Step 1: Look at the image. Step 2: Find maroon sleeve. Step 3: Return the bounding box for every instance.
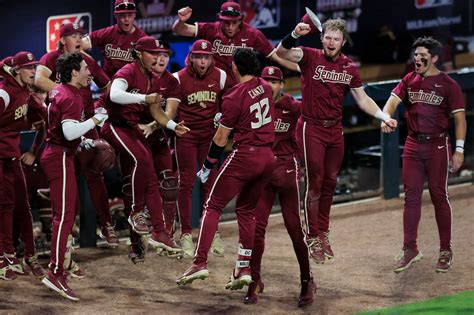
[446,79,465,113]
[163,74,181,100]
[196,22,215,40]
[27,95,47,123]
[39,52,56,73]
[83,54,110,88]
[115,65,135,88]
[251,28,275,57]
[391,73,411,102]
[89,28,106,48]
[292,98,302,117]
[348,64,363,89]
[220,89,242,129]
[297,46,312,69]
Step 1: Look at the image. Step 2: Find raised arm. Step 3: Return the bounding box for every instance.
[34,65,58,92]
[172,6,197,37]
[350,87,398,130]
[276,23,311,63]
[269,51,300,72]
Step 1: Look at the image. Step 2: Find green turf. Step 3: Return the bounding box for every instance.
[358,290,474,315]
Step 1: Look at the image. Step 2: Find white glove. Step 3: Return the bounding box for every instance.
[197,165,211,184]
[93,112,108,127]
[213,112,222,128]
[95,107,108,115]
[78,136,95,151]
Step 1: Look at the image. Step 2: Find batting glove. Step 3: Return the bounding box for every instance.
[213,112,222,128]
[93,112,108,127]
[197,165,211,184]
[78,136,95,151]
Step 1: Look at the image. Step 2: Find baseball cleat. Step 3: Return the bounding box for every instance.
[128,212,150,235]
[298,278,316,307]
[0,259,17,281]
[394,248,423,273]
[4,254,28,276]
[435,250,453,273]
[176,263,209,285]
[320,231,334,261]
[128,241,146,264]
[225,266,252,290]
[67,261,86,279]
[149,231,183,254]
[307,237,325,264]
[210,232,224,257]
[42,271,79,301]
[244,278,264,304]
[180,233,194,259]
[23,255,46,279]
[99,223,120,248]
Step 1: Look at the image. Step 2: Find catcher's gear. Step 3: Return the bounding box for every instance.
[158,170,178,203]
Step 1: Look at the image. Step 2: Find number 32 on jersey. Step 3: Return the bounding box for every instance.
[250,98,271,129]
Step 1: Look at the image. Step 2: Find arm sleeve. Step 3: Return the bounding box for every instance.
[110,78,146,104]
[0,89,10,115]
[62,119,96,141]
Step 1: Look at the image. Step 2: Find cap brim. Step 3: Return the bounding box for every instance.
[191,50,213,55]
[262,75,283,81]
[18,61,40,67]
[218,14,242,21]
[62,30,87,37]
[115,9,136,13]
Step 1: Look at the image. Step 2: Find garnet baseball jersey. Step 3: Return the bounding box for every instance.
[45,83,85,151]
[391,71,465,134]
[39,50,109,117]
[298,47,362,120]
[107,61,160,124]
[0,73,31,158]
[88,25,147,78]
[196,22,275,85]
[273,93,301,157]
[220,77,274,146]
[173,64,227,139]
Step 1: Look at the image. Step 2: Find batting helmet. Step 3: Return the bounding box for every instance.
[91,139,116,173]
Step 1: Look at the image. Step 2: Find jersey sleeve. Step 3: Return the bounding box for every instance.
[252,28,275,58]
[114,65,135,88]
[164,75,181,101]
[447,79,465,113]
[196,22,215,40]
[391,73,411,103]
[219,90,241,129]
[27,96,47,124]
[349,65,363,89]
[39,52,56,73]
[89,29,105,48]
[0,93,6,115]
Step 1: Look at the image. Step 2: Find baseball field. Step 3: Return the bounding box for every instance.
[1,183,473,314]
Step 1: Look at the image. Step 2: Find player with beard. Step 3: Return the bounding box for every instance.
[35,23,119,258]
[381,37,466,274]
[82,0,147,79]
[172,1,299,86]
[100,36,189,263]
[277,18,398,264]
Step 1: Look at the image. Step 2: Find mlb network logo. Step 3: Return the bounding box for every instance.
[46,13,91,52]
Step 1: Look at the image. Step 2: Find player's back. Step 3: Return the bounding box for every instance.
[220,77,274,147]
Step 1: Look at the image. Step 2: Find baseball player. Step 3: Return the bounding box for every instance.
[0,52,43,280]
[11,88,48,278]
[170,39,229,258]
[172,1,299,86]
[381,37,466,273]
[135,41,181,251]
[40,53,109,300]
[35,23,119,249]
[176,48,276,292]
[82,0,147,79]
[245,66,314,307]
[276,18,398,264]
[100,36,188,263]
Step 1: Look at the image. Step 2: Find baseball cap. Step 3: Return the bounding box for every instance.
[60,23,86,37]
[114,0,136,13]
[13,51,39,68]
[133,36,163,52]
[2,56,14,67]
[217,1,243,21]
[190,39,213,55]
[261,66,283,81]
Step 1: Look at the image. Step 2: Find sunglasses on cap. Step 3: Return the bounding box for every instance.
[219,10,241,17]
[115,2,136,11]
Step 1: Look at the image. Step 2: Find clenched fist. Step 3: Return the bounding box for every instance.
[177,6,193,22]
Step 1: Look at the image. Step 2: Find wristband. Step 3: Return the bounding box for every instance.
[281,32,298,49]
[455,147,464,153]
[455,139,464,148]
[166,120,177,131]
[291,30,301,39]
[203,141,225,169]
[374,109,390,122]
